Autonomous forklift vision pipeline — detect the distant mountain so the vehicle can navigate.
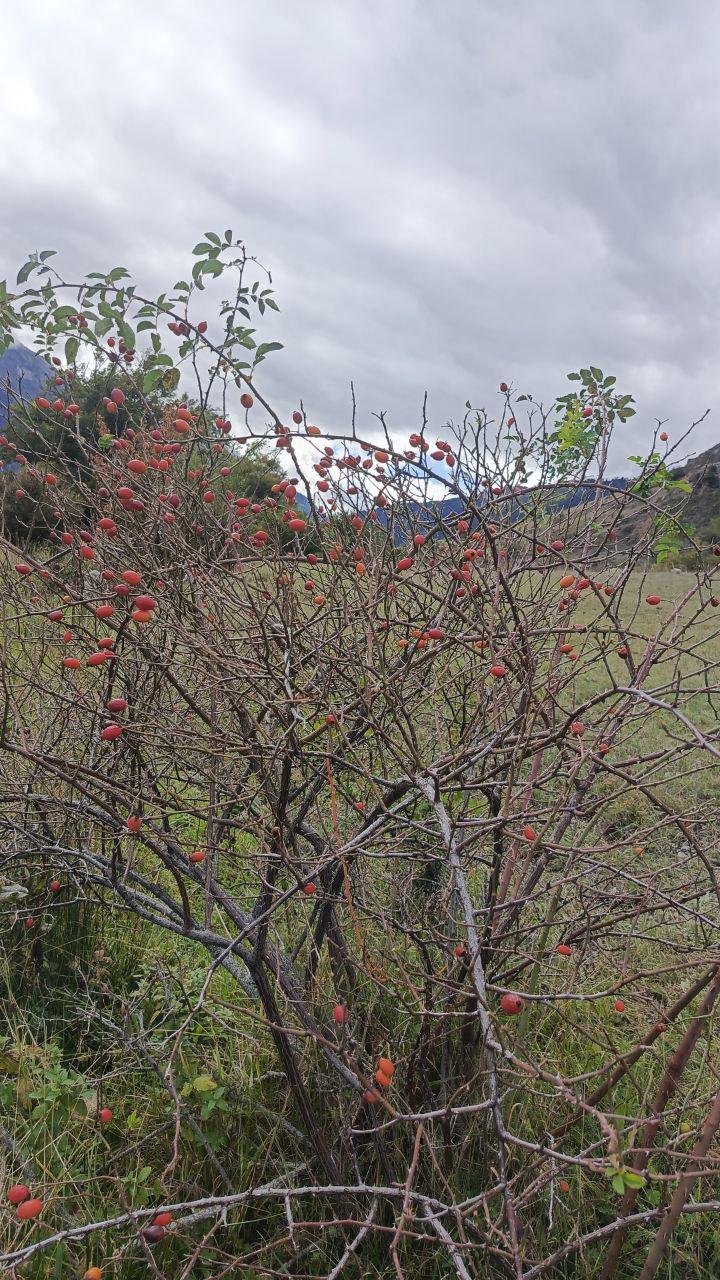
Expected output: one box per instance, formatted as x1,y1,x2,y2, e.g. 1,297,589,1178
1,341,717,552
0,344,52,425
298,458,720,555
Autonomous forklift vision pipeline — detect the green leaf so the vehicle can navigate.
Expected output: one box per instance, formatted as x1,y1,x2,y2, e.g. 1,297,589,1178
143,367,167,392
622,1170,646,1188
65,336,79,364
567,372,582,381
200,259,223,278
16,260,37,285
590,366,602,381
108,267,130,282
118,319,135,350
192,1074,217,1093
612,1175,626,1195
205,231,222,246
192,243,213,256
254,341,283,361
39,250,57,262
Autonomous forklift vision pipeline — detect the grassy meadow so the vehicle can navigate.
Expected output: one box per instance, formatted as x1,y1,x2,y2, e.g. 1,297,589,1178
1,566,719,1279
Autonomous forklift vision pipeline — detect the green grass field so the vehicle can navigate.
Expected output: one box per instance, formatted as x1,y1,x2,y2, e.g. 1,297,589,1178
1,569,719,1278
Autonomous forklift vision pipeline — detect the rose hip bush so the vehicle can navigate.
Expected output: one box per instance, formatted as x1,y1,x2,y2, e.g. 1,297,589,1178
0,238,719,1278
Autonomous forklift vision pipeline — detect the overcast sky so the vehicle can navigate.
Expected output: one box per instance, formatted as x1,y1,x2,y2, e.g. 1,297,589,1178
2,0,719,470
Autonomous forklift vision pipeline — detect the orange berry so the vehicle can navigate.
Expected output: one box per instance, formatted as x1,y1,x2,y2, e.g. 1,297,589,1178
17,1198,43,1220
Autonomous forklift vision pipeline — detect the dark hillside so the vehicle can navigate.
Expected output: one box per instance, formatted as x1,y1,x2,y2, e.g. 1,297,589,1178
0,344,51,425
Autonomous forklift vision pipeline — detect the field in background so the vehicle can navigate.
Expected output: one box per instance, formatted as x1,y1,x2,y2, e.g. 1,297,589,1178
1,564,719,1279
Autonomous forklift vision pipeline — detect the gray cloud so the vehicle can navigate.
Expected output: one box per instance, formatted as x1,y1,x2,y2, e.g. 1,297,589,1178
2,0,719,470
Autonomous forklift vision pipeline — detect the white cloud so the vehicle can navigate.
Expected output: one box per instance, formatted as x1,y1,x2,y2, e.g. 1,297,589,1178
1,0,719,471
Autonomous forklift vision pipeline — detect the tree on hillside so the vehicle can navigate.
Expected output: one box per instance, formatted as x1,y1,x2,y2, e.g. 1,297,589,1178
0,353,285,545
